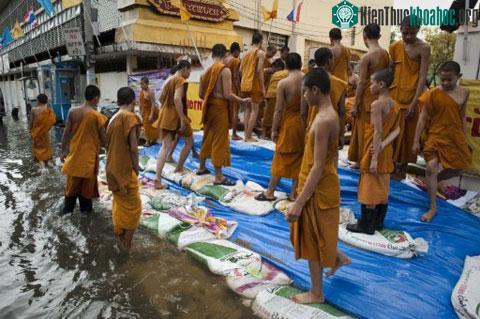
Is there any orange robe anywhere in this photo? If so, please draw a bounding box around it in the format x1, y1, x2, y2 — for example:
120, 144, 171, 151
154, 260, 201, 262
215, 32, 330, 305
106, 110, 142, 236
226, 57, 241, 119
348, 50, 390, 163
153, 75, 191, 138
140, 89, 159, 142
241, 48, 263, 104
331, 45, 351, 82
62, 110, 108, 199
31, 107, 56, 162
199, 62, 231, 167
291, 120, 339, 267
390, 40, 423, 164
358, 106, 400, 206
262, 70, 289, 135
271, 92, 304, 179
418, 87, 472, 169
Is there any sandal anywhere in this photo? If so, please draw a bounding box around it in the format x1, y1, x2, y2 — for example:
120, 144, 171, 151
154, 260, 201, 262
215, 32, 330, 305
196, 169, 211, 176
255, 192, 277, 202
214, 178, 236, 186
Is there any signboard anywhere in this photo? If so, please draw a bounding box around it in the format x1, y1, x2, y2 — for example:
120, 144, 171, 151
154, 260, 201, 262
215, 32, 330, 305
63, 27, 86, 57
148, 0, 229, 22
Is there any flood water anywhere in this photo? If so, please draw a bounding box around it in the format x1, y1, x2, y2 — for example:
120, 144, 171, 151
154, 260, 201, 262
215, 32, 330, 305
0, 116, 254, 318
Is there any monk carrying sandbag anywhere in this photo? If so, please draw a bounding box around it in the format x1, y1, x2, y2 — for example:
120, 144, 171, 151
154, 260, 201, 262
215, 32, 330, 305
61, 85, 108, 215
106, 87, 142, 252
197, 44, 250, 185
413, 61, 472, 222
30, 94, 56, 169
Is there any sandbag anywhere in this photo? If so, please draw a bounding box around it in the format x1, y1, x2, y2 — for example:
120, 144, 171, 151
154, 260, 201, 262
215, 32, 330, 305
196, 184, 230, 201
167, 223, 219, 250
162, 163, 187, 184
451, 255, 480, 319
142, 189, 204, 211
226, 262, 292, 299
185, 239, 262, 276
338, 224, 429, 259
275, 201, 356, 225
144, 158, 157, 173
140, 211, 183, 238
252, 286, 353, 319
139, 155, 151, 171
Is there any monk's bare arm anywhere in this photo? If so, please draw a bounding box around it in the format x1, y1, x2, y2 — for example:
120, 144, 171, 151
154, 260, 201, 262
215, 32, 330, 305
199, 75, 206, 99
128, 125, 140, 175
382, 125, 400, 150
408, 45, 430, 117
461, 89, 470, 135
29, 109, 35, 131
99, 126, 107, 149
352, 55, 370, 115
222, 68, 246, 103
300, 85, 308, 128
174, 86, 187, 122
294, 121, 329, 207
338, 92, 346, 147
271, 81, 286, 140
370, 101, 383, 171
61, 112, 73, 160
257, 51, 265, 93
413, 105, 429, 154
149, 89, 157, 108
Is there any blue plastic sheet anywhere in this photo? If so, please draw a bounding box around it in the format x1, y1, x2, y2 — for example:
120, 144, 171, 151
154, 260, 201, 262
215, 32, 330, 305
141, 136, 480, 319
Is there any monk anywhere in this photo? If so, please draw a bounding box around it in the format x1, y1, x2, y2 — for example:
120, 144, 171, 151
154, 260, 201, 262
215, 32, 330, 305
224, 42, 242, 141
29, 94, 56, 169
312, 47, 348, 148
329, 28, 351, 83
413, 61, 471, 222
106, 87, 142, 252
197, 44, 250, 185
152, 60, 193, 189
287, 68, 350, 304
345, 65, 360, 129
256, 45, 277, 136
61, 85, 107, 215
240, 31, 266, 142
255, 53, 304, 201
139, 77, 159, 146
390, 16, 431, 180
261, 59, 287, 140
280, 45, 290, 63
302, 59, 316, 74
347, 69, 400, 234
348, 23, 391, 168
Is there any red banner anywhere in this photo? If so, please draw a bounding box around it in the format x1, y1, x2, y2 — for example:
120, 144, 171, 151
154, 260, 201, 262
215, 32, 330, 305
148, 0, 229, 22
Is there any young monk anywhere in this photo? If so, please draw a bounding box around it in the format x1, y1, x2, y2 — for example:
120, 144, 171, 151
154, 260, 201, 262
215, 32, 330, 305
345, 65, 360, 129
329, 28, 351, 83
224, 42, 242, 141
312, 47, 348, 148
197, 44, 250, 185
348, 23, 391, 168
240, 31, 266, 142
256, 45, 277, 136
256, 53, 304, 202
413, 61, 471, 222
30, 94, 56, 169
347, 69, 400, 234
287, 68, 350, 304
261, 59, 287, 140
390, 16, 431, 180
61, 85, 107, 215
106, 87, 142, 252
139, 77, 159, 146
152, 60, 193, 189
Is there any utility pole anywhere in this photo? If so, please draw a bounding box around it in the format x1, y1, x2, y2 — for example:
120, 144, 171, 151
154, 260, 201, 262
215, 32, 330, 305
83, 0, 95, 85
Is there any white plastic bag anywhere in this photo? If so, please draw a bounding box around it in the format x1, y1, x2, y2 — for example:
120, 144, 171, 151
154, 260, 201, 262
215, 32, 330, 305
451, 255, 480, 319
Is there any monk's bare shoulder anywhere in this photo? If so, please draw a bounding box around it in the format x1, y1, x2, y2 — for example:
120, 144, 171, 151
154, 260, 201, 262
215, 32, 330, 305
459, 85, 470, 104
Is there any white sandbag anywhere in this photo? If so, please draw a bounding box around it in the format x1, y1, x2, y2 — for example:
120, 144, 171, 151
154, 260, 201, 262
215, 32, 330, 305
226, 262, 292, 299
144, 158, 157, 173
451, 255, 480, 319
141, 189, 204, 211
338, 223, 429, 259
162, 163, 187, 184
167, 223, 217, 250
190, 175, 216, 192
275, 202, 355, 225
185, 239, 262, 276
226, 182, 287, 216
140, 211, 183, 238
252, 286, 353, 319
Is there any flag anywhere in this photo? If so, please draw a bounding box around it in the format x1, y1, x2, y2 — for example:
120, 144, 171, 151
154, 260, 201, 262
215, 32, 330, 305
24, 7, 38, 27
287, 1, 303, 23
36, 0, 55, 16
63, 0, 82, 9
171, 0, 191, 22
262, 0, 278, 21
11, 21, 24, 40
1, 27, 13, 47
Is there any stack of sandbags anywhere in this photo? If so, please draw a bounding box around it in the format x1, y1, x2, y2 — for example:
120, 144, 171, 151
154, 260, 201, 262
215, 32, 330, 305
451, 255, 480, 318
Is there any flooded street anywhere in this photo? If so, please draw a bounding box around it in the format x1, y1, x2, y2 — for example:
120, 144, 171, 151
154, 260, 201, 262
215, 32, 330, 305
0, 117, 253, 319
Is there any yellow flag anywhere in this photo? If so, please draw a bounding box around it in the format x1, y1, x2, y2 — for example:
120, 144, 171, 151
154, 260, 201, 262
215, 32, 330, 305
11, 21, 24, 40
63, 0, 82, 9
171, 0, 192, 22
262, 0, 278, 21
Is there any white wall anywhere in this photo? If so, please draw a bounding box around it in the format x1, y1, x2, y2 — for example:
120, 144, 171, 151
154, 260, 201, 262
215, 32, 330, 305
97, 72, 128, 102
454, 27, 480, 80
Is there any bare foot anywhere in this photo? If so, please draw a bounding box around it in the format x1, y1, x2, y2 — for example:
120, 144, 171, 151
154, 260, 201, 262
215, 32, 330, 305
326, 254, 351, 277
174, 167, 186, 174
245, 138, 258, 143
421, 208, 437, 222
154, 180, 167, 190
290, 291, 324, 304
232, 134, 242, 141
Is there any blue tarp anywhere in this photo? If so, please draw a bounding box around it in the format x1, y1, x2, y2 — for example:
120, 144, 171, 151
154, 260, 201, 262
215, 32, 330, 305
140, 136, 480, 319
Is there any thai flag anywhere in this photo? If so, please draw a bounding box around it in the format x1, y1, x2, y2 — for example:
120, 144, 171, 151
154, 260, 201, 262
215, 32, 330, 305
24, 8, 38, 27
287, 1, 303, 23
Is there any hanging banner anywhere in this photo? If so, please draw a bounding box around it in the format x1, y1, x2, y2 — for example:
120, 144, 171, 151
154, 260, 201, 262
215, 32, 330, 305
147, 0, 229, 22
128, 69, 203, 130
461, 80, 480, 175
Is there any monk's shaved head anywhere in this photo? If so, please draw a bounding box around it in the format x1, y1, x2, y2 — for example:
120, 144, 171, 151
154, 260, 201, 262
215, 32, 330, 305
401, 15, 421, 30
252, 31, 263, 45
85, 85, 100, 102
314, 47, 333, 67
37, 94, 48, 105
372, 68, 394, 87
212, 43, 227, 58
329, 28, 342, 40
286, 53, 302, 70
439, 61, 461, 75
117, 87, 135, 106
304, 68, 330, 95
363, 23, 381, 39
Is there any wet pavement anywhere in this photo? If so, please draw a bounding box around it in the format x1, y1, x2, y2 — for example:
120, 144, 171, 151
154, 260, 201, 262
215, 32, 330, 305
0, 116, 254, 318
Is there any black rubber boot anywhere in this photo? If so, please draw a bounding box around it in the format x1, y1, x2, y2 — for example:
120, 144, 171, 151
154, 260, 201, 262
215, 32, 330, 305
59, 196, 77, 216
375, 204, 388, 231
347, 205, 376, 235
79, 196, 93, 214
